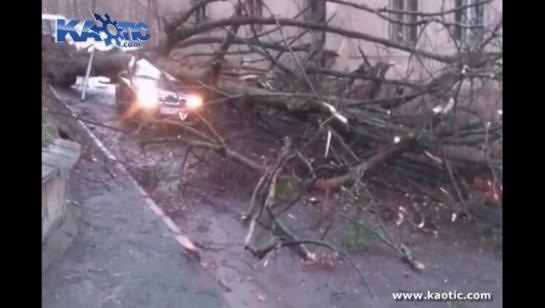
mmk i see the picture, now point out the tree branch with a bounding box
[170,16,500,63]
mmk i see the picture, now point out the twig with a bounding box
[179,144,192,179]
[296,152,316,178]
[243,172,268,223]
[357,45,372,69]
[244,137,293,249]
[174,138,265,172]
[312,136,418,190]
[249,238,373,297]
[441,150,468,209]
[164,0,220,35]
[244,137,316,262]
[261,3,322,99]
[376,209,425,272]
[227,101,282,137]
[213,1,244,63]
[270,10,337,71]
[274,176,318,217]
[175,36,314,53]
[340,214,398,252]
[330,128,359,162]
[257,208,314,260]
[222,26,297,77]
[320,218,334,241]
[194,113,228,151]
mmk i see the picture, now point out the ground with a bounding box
[45,77,502,308]
[42,118,232,308]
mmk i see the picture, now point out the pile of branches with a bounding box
[155,0,501,192]
[140,0,501,290]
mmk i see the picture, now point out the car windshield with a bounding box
[133,59,183,91]
[133,60,163,79]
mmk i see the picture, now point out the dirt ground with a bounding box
[49,80,502,308]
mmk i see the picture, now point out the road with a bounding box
[43,81,232,308]
[45,78,502,308]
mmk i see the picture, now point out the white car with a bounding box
[115,58,203,124]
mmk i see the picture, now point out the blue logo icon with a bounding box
[56,13,151,48]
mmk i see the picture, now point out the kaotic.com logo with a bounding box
[56,13,150,48]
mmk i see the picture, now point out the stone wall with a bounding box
[42,139,81,243]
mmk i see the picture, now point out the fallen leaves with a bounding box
[472,175,502,206]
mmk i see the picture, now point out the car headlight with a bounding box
[186,95,203,109]
[137,87,159,108]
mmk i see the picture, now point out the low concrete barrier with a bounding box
[42,139,81,244]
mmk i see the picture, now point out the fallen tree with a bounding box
[140,0,502,281]
[42,37,133,86]
[48,0,503,288]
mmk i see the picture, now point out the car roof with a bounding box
[133,59,177,81]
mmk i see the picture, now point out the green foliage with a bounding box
[341,206,384,252]
[342,226,374,252]
[342,228,364,251]
[275,177,296,202]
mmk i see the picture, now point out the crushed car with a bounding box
[115,57,203,125]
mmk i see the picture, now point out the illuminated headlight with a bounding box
[137,88,158,108]
[186,95,203,109]
[136,80,159,108]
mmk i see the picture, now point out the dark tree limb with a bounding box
[214,1,244,63]
[340,214,425,272]
[169,16,500,64]
[246,238,373,297]
[313,136,418,190]
[174,36,313,54]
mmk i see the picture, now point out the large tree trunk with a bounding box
[307,0,327,67]
[43,39,132,87]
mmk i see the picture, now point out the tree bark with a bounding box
[43,44,132,87]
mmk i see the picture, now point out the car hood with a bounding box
[131,80,184,101]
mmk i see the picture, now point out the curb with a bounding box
[48,85,199,256]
